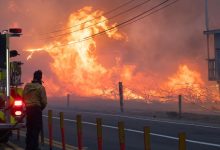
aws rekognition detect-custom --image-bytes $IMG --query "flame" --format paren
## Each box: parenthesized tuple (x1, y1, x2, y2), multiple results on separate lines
(163, 65, 205, 102)
(167, 65, 204, 88)
(27, 6, 126, 97)
(26, 6, 220, 103)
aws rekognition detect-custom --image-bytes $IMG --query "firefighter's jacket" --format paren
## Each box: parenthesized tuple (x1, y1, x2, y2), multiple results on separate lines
(23, 83, 47, 109)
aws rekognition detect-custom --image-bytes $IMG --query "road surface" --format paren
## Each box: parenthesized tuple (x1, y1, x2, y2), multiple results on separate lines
(2, 106, 220, 150)
(41, 107, 220, 150)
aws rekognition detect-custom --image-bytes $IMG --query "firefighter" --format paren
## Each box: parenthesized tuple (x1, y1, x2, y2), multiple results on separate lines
(23, 70, 47, 150)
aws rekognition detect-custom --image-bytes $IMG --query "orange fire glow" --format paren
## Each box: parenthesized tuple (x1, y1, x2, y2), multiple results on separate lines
(163, 65, 204, 101)
(27, 6, 126, 97)
(26, 6, 219, 102)
(167, 65, 204, 88)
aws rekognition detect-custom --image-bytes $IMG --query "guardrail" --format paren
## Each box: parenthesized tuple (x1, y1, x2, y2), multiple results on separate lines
(47, 109, 187, 150)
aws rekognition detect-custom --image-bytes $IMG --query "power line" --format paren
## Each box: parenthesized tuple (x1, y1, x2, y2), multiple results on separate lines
(41, 0, 152, 40)
(75, 0, 177, 43)
(121, 0, 179, 27)
(39, 0, 136, 35)
(34, 0, 172, 50)
(30, 0, 169, 51)
(59, 0, 169, 46)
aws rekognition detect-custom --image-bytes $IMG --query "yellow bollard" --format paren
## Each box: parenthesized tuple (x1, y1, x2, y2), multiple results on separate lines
(48, 110, 53, 150)
(179, 132, 186, 150)
(144, 127, 151, 150)
(96, 118, 103, 150)
(60, 112, 66, 150)
(118, 121, 125, 150)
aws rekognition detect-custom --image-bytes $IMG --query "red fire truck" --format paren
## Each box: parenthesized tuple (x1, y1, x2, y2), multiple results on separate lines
(0, 28, 25, 142)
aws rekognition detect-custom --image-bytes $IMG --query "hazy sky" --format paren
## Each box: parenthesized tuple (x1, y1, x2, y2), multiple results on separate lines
(1, 0, 220, 97)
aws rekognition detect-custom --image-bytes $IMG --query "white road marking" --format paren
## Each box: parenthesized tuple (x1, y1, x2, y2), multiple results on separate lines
(43, 115, 220, 148)
(70, 111, 220, 129)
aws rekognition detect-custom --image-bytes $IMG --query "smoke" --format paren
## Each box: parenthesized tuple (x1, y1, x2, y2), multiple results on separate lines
(118, 0, 220, 82)
(1, 0, 220, 99)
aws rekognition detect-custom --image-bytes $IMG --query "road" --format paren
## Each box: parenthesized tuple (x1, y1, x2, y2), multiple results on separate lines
(3, 130, 81, 150)
(39, 107, 220, 150)
(3, 106, 220, 150)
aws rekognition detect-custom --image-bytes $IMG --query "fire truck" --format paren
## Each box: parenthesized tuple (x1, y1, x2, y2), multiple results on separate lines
(0, 28, 25, 143)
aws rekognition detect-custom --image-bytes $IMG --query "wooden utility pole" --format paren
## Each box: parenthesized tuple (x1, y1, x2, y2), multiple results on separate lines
(119, 82, 124, 113)
(178, 95, 182, 119)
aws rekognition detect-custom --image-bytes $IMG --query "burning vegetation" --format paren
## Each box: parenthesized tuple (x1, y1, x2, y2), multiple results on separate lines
(26, 6, 220, 103)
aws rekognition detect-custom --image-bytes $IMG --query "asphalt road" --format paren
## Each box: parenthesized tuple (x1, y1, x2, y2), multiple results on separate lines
(4, 130, 81, 150)
(40, 107, 220, 150)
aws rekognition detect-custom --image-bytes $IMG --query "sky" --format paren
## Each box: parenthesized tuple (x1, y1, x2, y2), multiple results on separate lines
(1, 0, 220, 99)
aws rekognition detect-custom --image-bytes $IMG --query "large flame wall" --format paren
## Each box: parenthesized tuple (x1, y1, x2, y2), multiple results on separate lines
(24, 6, 219, 102)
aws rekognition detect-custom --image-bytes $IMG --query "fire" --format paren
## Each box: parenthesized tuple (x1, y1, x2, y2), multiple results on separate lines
(164, 65, 205, 101)
(27, 6, 126, 97)
(167, 65, 204, 91)
(26, 6, 219, 102)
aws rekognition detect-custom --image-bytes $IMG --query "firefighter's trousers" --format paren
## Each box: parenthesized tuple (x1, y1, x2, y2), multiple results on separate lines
(25, 106, 42, 150)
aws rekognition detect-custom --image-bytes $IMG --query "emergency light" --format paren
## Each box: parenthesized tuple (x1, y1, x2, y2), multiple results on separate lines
(15, 111, 22, 116)
(12, 99, 24, 117)
(9, 28, 22, 34)
(9, 28, 22, 37)
(14, 100, 22, 107)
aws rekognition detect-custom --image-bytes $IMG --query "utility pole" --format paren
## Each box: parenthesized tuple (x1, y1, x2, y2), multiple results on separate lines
(119, 82, 124, 113)
(204, 0, 220, 96)
(178, 95, 182, 119)
(205, 0, 210, 59)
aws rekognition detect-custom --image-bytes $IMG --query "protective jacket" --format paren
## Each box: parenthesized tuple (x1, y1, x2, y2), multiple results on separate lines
(23, 83, 47, 109)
